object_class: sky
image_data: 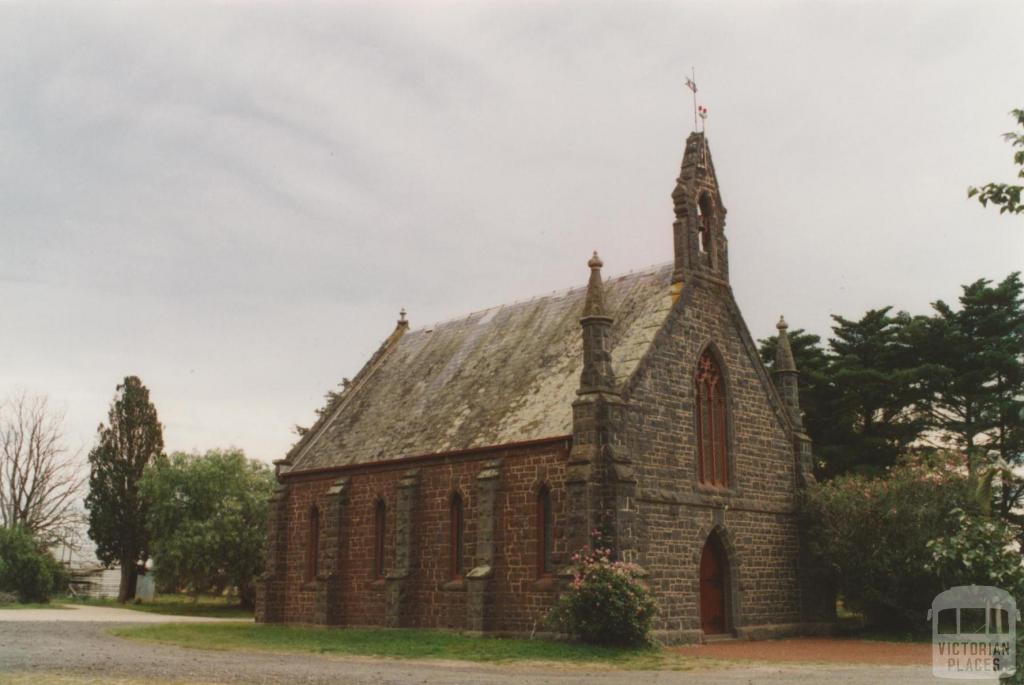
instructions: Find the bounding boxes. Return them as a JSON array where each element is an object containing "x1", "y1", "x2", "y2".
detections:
[{"x1": 2, "y1": 1, "x2": 1022, "y2": 465}]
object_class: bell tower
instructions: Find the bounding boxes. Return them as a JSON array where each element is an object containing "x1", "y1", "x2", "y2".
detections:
[{"x1": 671, "y1": 132, "x2": 728, "y2": 285}]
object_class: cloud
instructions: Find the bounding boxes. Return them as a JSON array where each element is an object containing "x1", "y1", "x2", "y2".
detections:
[{"x1": 1, "y1": 1, "x2": 1022, "y2": 462}]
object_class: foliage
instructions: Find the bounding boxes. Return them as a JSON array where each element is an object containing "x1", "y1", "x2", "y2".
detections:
[
  {"x1": 547, "y1": 546, "x2": 657, "y2": 646},
  {"x1": 0, "y1": 525, "x2": 69, "y2": 603},
  {"x1": 140, "y1": 449, "x2": 275, "y2": 608},
  {"x1": 761, "y1": 310, "x2": 930, "y2": 478},
  {"x1": 0, "y1": 391, "x2": 84, "y2": 546},
  {"x1": 85, "y1": 376, "x2": 165, "y2": 602},
  {"x1": 968, "y1": 109, "x2": 1024, "y2": 215},
  {"x1": 821, "y1": 308, "x2": 930, "y2": 476},
  {"x1": 760, "y1": 273, "x2": 1023, "y2": 488},
  {"x1": 800, "y1": 454, "x2": 973, "y2": 628},
  {"x1": 112, "y1": 623, "x2": 679, "y2": 668},
  {"x1": 926, "y1": 508, "x2": 1024, "y2": 598},
  {"x1": 927, "y1": 506, "x2": 1024, "y2": 685},
  {"x1": 917, "y1": 274, "x2": 1024, "y2": 488}
]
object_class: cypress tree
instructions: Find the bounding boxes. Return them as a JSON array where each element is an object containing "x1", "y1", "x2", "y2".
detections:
[{"x1": 85, "y1": 376, "x2": 164, "y2": 603}]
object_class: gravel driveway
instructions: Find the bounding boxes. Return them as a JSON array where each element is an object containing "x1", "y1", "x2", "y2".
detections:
[
  {"x1": 0, "y1": 604, "x2": 243, "y2": 623},
  {"x1": 0, "y1": 613, "x2": 973, "y2": 685}
]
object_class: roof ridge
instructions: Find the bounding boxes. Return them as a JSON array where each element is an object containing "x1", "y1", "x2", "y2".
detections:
[
  {"x1": 284, "y1": 321, "x2": 409, "y2": 469},
  {"x1": 415, "y1": 260, "x2": 674, "y2": 332}
]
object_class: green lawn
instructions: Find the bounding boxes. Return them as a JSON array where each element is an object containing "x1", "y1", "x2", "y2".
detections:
[
  {"x1": 0, "y1": 593, "x2": 251, "y2": 618},
  {"x1": 111, "y1": 623, "x2": 721, "y2": 670},
  {"x1": 0, "y1": 601, "x2": 65, "y2": 610},
  {"x1": 69, "y1": 594, "x2": 253, "y2": 619}
]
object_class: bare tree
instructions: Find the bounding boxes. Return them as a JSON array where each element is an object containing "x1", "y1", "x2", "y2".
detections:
[{"x1": 0, "y1": 391, "x2": 84, "y2": 545}]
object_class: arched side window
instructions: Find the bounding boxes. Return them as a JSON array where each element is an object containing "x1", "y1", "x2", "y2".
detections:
[
  {"x1": 695, "y1": 349, "x2": 729, "y2": 487},
  {"x1": 373, "y1": 499, "x2": 386, "y2": 579},
  {"x1": 450, "y1": 493, "x2": 465, "y2": 580},
  {"x1": 697, "y1": 192, "x2": 715, "y2": 255},
  {"x1": 537, "y1": 485, "x2": 554, "y2": 576},
  {"x1": 306, "y1": 505, "x2": 320, "y2": 582}
]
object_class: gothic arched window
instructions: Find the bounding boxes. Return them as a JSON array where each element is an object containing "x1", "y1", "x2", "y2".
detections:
[
  {"x1": 373, "y1": 499, "x2": 386, "y2": 579},
  {"x1": 306, "y1": 505, "x2": 320, "y2": 582},
  {"x1": 697, "y1": 193, "x2": 714, "y2": 254},
  {"x1": 449, "y1": 492, "x2": 465, "y2": 580},
  {"x1": 695, "y1": 349, "x2": 729, "y2": 487},
  {"x1": 537, "y1": 485, "x2": 554, "y2": 576}
]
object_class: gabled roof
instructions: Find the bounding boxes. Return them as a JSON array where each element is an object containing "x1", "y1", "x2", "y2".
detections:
[{"x1": 287, "y1": 263, "x2": 675, "y2": 472}]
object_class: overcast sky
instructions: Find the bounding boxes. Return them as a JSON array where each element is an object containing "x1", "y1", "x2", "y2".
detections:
[{"x1": 2, "y1": 1, "x2": 1022, "y2": 464}]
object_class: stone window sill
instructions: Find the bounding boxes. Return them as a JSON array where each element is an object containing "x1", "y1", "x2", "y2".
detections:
[
  {"x1": 530, "y1": 576, "x2": 559, "y2": 592},
  {"x1": 370, "y1": 578, "x2": 386, "y2": 590},
  {"x1": 440, "y1": 579, "x2": 466, "y2": 592},
  {"x1": 695, "y1": 482, "x2": 737, "y2": 497}
]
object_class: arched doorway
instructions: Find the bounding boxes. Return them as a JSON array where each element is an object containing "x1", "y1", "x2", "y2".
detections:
[{"x1": 699, "y1": 533, "x2": 729, "y2": 635}]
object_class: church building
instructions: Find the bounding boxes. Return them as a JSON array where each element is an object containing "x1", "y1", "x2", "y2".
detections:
[{"x1": 256, "y1": 132, "x2": 831, "y2": 641}]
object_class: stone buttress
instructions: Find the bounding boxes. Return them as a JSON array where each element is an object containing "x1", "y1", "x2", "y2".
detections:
[{"x1": 566, "y1": 252, "x2": 639, "y2": 562}]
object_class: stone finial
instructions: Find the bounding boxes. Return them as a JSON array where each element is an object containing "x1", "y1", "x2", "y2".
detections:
[
  {"x1": 397, "y1": 308, "x2": 408, "y2": 327},
  {"x1": 772, "y1": 314, "x2": 802, "y2": 429},
  {"x1": 582, "y1": 251, "x2": 608, "y2": 319},
  {"x1": 578, "y1": 251, "x2": 616, "y2": 393},
  {"x1": 774, "y1": 315, "x2": 797, "y2": 373}
]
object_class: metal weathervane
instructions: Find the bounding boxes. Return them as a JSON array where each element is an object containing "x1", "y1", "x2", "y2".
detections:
[{"x1": 685, "y1": 68, "x2": 708, "y2": 133}]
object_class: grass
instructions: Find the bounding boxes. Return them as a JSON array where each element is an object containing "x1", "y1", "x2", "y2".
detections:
[
  {"x1": 0, "y1": 592, "x2": 251, "y2": 618},
  {"x1": 0, "y1": 601, "x2": 65, "y2": 610},
  {"x1": 68, "y1": 594, "x2": 253, "y2": 619},
  {"x1": 111, "y1": 623, "x2": 727, "y2": 670}
]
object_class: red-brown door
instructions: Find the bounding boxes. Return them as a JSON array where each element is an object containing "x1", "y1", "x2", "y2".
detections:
[{"x1": 699, "y1": 536, "x2": 727, "y2": 634}]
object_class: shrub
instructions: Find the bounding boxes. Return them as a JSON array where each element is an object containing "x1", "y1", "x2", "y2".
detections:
[
  {"x1": 0, "y1": 526, "x2": 69, "y2": 603},
  {"x1": 547, "y1": 546, "x2": 656, "y2": 646},
  {"x1": 140, "y1": 449, "x2": 275, "y2": 608},
  {"x1": 801, "y1": 453, "x2": 973, "y2": 629},
  {"x1": 927, "y1": 507, "x2": 1024, "y2": 597},
  {"x1": 927, "y1": 508, "x2": 1024, "y2": 684}
]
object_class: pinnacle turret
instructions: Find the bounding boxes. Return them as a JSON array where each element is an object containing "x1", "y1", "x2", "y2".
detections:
[
  {"x1": 772, "y1": 315, "x2": 803, "y2": 430},
  {"x1": 578, "y1": 251, "x2": 616, "y2": 393}
]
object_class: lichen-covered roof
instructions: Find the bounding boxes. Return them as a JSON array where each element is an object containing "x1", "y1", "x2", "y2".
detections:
[{"x1": 288, "y1": 262, "x2": 675, "y2": 471}]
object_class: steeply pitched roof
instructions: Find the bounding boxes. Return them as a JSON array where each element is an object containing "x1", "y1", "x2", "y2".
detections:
[{"x1": 287, "y1": 263, "x2": 675, "y2": 471}]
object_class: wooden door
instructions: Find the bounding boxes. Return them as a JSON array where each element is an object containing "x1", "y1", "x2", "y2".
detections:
[{"x1": 699, "y1": 536, "x2": 727, "y2": 634}]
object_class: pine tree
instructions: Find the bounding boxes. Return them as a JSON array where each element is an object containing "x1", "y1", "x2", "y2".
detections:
[
  {"x1": 823, "y1": 308, "x2": 930, "y2": 477},
  {"x1": 85, "y1": 376, "x2": 165, "y2": 603},
  {"x1": 921, "y1": 274, "x2": 1024, "y2": 514},
  {"x1": 761, "y1": 312, "x2": 931, "y2": 478}
]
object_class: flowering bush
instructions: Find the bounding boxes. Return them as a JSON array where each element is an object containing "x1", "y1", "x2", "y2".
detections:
[{"x1": 547, "y1": 546, "x2": 656, "y2": 646}]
